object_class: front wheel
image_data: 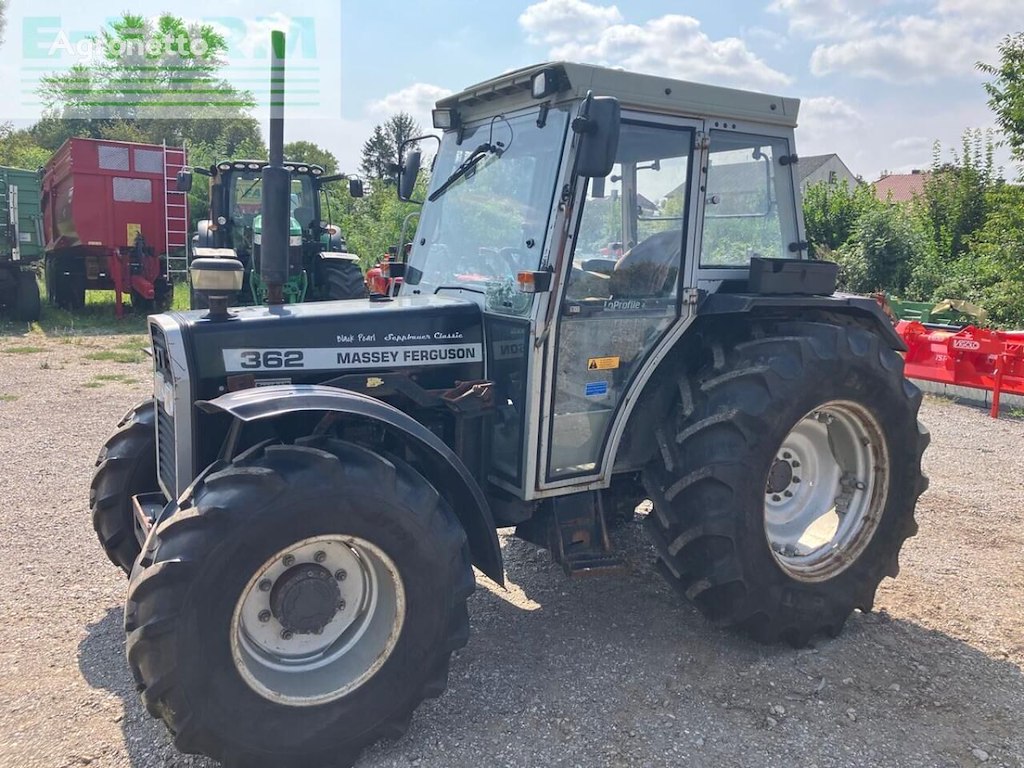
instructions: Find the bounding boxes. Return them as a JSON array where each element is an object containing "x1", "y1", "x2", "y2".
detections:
[
  {"x1": 643, "y1": 321, "x2": 929, "y2": 646},
  {"x1": 125, "y1": 437, "x2": 474, "y2": 768},
  {"x1": 90, "y1": 400, "x2": 159, "y2": 572}
]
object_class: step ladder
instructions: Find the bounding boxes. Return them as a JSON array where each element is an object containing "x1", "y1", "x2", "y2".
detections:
[{"x1": 162, "y1": 144, "x2": 190, "y2": 282}]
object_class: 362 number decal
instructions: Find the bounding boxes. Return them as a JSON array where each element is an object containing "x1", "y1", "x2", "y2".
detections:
[{"x1": 239, "y1": 350, "x2": 304, "y2": 369}]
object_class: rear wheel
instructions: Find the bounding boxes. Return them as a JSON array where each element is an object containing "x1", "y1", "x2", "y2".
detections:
[
  {"x1": 90, "y1": 401, "x2": 159, "y2": 573},
  {"x1": 125, "y1": 437, "x2": 473, "y2": 768},
  {"x1": 321, "y1": 260, "x2": 366, "y2": 300},
  {"x1": 13, "y1": 270, "x2": 41, "y2": 322},
  {"x1": 643, "y1": 321, "x2": 929, "y2": 646}
]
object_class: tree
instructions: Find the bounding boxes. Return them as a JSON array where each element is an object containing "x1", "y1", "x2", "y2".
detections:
[
  {"x1": 0, "y1": 123, "x2": 50, "y2": 169},
  {"x1": 832, "y1": 204, "x2": 929, "y2": 296},
  {"x1": 284, "y1": 140, "x2": 339, "y2": 174},
  {"x1": 918, "y1": 130, "x2": 998, "y2": 263},
  {"x1": 37, "y1": 13, "x2": 262, "y2": 152},
  {"x1": 802, "y1": 179, "x2": 878, "y2": 256},
  {"x1": 978, "y1": 34, "x2": 1024, "y2": 164},
  {"x1": 359, "y1": 112, "x2": 421, "y2": 180}
]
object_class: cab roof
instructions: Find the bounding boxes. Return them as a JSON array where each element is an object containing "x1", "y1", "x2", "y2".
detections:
[{"x1": 437, "y1": 62, "x2": 800, "y2": 128}]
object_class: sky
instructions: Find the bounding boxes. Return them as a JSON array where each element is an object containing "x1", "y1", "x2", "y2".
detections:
[{"x1": 2, "y1": 0, "x2": 1021, "y2": 181}]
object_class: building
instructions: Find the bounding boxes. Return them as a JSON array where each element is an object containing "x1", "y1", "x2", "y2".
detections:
[
  {"x1": 798, "y1": 154, "x2": 858, "y2": 192},
  {"x1": 872, "y1": 170, "x2": 930, "y2": 203}
]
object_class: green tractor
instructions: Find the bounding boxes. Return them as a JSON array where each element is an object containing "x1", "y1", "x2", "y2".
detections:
[
  {"x1": 92, "y1": 52, "x2": 928, "y2": 768},
  {"x1": 177, "y1": 159, "x2": 366, "y2": 306}
]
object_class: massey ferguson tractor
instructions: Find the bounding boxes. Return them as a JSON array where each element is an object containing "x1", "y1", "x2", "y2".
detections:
[{"x1": 91, "y1": 47, "x2": 928, "y2": 768}]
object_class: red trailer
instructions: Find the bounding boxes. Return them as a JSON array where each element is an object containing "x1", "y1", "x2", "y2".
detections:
[{"x1": 41, "y1": 138, "x2": 188, "y2": 316}]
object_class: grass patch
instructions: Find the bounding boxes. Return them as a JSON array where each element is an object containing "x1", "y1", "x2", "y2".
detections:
[
  {"x1": 84, "y1": 348, "x2": 146, "y2": 364},
  {"x1": 94, "y1": 372, "x2": 136, "y2": 383},
  {"x1": 0, "y1": 393, "x2": 18, "y2": 402},
  {"x1": 2, "y1": 345, "x2": 45, "y2": 354},
  {"x1": 1, "y1": 276, "x2": 191, "y2": 339},
  {"x1": 82, "y1": 381, "x2": 105, "y2": 389}
]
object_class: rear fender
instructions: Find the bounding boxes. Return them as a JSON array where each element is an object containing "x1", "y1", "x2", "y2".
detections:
[{"x1": 198, "y1": 384, "x2": 504, "y2": 584}]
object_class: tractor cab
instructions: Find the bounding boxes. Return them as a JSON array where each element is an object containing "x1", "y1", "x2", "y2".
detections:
[{"x1": 399, "y1": 62, "x2": 807, "y2": 490}]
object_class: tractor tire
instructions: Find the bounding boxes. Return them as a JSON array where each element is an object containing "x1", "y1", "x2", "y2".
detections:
[
  {"x1": 322, "y1": 260, "x2": 367, "y2": 300},
  {"x1": 643, "y1": 321, "x2": 929, "y2": 647},
  {"x1": 90, "y1": 400, "x2": 159, "y2": 573},
  {"x1": 125, "y1": 437, "x2": 474, "y2": 768},
  {"x1": 13, "y1": 270, "x2": 41, "y2": 322}
]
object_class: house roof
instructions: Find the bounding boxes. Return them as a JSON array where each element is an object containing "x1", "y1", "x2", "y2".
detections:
[
  {"x1": 797, "y1": 154, "x2": 835, "y2": 182},
  {"x1": 873, "y1": 171, "x2": 929, "y2": 203}
]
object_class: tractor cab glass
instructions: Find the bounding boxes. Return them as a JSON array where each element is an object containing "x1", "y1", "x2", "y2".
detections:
[
  {"x1": 404, "y1": 106, "x2": 570, "y2": 317},
  {"x1": 228, "y1": 173, "x2": 315, "y2": 231},
  {"x1": 700, "y1": 130, "x2": 799, "y2": 267}
]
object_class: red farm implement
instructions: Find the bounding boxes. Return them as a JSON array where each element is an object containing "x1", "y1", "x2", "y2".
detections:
[
  {"x1": 41, "y1": 138, "x2": 188, "y2": 317},
  {"x1": 897, "y1": 320, "x2": 1024, "y2": 417}
]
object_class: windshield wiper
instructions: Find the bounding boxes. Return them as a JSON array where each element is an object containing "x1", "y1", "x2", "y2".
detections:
[{"x1": 428, "y1": 142, "x2": 501, "y2": 202}]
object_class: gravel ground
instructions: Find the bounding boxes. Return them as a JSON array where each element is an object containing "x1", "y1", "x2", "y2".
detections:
[{"x1": 0, "y1": 328, "x2": 1022, "y2": 768}]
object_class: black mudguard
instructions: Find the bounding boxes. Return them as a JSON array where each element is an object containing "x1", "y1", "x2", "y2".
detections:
[
  {"x1": 197, "y1": 384, "x2": 504, "y2": 584},
  {"x1": 698, "y1": 292, "x2": 906, "y2": 351}
]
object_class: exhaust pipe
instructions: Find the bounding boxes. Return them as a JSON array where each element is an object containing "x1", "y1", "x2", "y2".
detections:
[{"x1": 260, "y1": 30, "x2": 289, "y2": 304}]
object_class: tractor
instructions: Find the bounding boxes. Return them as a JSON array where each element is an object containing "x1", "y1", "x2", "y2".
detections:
[
  {"x1": 91, "y1": 51, "x2": 928, "y2": 768},
  {"x1": 176, "y1": 158, "x2": 366, "y2": 306}
]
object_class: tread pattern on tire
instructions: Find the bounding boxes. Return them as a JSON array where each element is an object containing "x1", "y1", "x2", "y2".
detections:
[
  {"x1": 643, "y1": 320, "x2": 929, "y2": 646},
  {"x1": 322, "y1": 260, "x2": 366, "y2": 301},
  {"x1": 125, "y1": 437, "x2": 473, "y2": 768},
  {"x1": 89, "y1": 400, "x2": 158, "y2": 572}
]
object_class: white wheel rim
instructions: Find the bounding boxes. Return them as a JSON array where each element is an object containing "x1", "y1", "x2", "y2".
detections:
[
  {"x1": 230, "y1": 535, "x2": 405, "y2": 705},
  {"x1": 763, "y1": 401, "x2": 889, "y2": 582}
]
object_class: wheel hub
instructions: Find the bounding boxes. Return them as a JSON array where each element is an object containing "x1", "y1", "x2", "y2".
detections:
[
  {"x1": 270, "y1": 563, "x2": 341, "y2": 635},
  {"x1": 766, "y1": 458, "x2": 794, "y2": 494}
]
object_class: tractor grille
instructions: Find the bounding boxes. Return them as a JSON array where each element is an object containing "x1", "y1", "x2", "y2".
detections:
[{"x1": 150, "y1": 325, "x2": 177, "y2": 495}]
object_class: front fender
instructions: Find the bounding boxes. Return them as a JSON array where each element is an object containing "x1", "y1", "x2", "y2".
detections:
[{"x1": 198, "y1": 384, "x2": 504, "y2": 584}]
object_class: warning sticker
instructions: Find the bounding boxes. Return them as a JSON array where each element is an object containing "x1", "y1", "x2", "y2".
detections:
[
  {"x1": 587, "y1": 356, "x2": 620, "y2": 371},
  {"x1": 585, "y1": 381, "x2": 609, "y2": 397}
]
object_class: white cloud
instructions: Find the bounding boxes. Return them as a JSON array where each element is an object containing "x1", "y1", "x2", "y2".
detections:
[
  {"x1": 767, "y1": 0, "x2": 886, "y2": 39},
  {"x1": 795, "y1": 96, "x2": 864, "y2": 162},
  {"x1": 519, "y1": 1, "x2": 791, "y2": 91},
  {"x1": 519, "y1": 0, "x2": 623, "y2": 46},
  {"x1": 773, "y1": 0, "x2": 1019, "y2": 82},
  {"x1": 367, "y1": 82, "x2": 452, "y2": 135}
]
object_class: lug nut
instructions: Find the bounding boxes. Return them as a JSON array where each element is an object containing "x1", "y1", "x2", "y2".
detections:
[
  {"x1": 314, "y1": 550, "x2": 327, "y2": 563},
  {"x1": 772, "y1": 494, "x2": 782, "y2": 502},
  {"x1": 783, "y1": 452, "x2": 792, "y2": 459},
  {"x1": 792, "y1": 460, "x2": 800, "y2": 468},
  {"x1": 282, "y1": 555, "x2": 295, "y2": 567},
  {"x1": 792, "y1": 477, "x2": 801, "y2": 483},
  {"x1": 258, "y1": 610, "x2": 271, "y2": 623},
  {"x1": 258, "y1": 579, "x2": 272, "y2": 592},
  {"x1": 784, "y1": 490, "x2": 793, "y2": 498},
  {"x1": 281, "y1": 629, "x2": 293, "y2": 640},
  {"x1": 337, "y1": 600, "x2": 346, "y2": 611},
  {"x1": 335, "y1": 569, "x2": 347, "y2": 581}
]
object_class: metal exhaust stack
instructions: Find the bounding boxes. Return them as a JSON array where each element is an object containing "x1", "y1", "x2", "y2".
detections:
[{"x1": 260, "y1": 30, "x2": 289, "y2": 305}]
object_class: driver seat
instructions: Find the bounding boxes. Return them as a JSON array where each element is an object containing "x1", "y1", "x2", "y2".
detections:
[{"x1": 608, "y1": 230, "x2": 682, "y2": 297}]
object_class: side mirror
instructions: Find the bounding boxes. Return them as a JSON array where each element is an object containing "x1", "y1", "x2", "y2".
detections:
[
  {"x1": 176, "y1": 170, "x2": 193, "y2": 192},
  {"x1": 398, "y1": 149, "x2": 421, "y2": 202},
  {"x1": 348, "y1": 178, "x2": 364, "y2": 198},
  {"x1": 574, "y1": 96, "x2": 620, "y2": 178}
]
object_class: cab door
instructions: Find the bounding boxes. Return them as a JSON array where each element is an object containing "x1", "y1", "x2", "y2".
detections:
[{"x1": 539, "y1": 114, "x2": 703, "y2": 489}]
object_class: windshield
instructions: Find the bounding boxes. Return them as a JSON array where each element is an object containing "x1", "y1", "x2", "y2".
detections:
[
  {"x1": 229, "y1": 173, "x2": 315, "y2": 229},
  {"x1": 405, "y1": 107, "x2": 569, "y2": 315}
]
